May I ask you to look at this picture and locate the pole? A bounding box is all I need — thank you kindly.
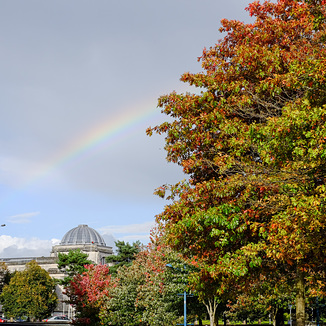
[316,297,320,326]
[288,304,292,326]
[184,290,187,326]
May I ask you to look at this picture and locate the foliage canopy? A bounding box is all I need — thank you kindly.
[57,249,92,286]
[106,240,141,276]
[66,264,115,326]
[147,1,326,325]
[0,261,57,321]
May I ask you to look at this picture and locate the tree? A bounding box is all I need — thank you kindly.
[106,240,141,276]
[126,242,190,326]
[65,236,207,326]
[57,249,92,286]
[0,260,57,321]
[147,1,326,326]
[104,242,187,326]
[227,269,296,326]
[104,263,145,326]
[0,262,11,294]
[188,268,226,326]
[65,264,116,326]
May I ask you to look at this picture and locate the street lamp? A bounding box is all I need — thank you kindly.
[316,297,320,326]
[166,263,192,326]
[288,304,292,326]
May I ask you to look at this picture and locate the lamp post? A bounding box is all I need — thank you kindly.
[181,289,187,326]
[316,297,320,326]
[288,304,292,326]
[166,263,190,326]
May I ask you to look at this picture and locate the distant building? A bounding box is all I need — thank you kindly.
[0,224,113,318]
[51,224,113,265]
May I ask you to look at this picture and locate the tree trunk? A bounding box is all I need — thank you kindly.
[296,271,305,326]
[204,297,218,326]
[272,306,278,326]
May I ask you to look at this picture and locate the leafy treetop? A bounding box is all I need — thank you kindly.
[106,240,142,276]
[57,249,92,286]
[148,1,326,326]
[0,260,57,321]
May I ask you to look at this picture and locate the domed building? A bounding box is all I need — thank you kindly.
[0,225,113,318]
[51,224,113,265]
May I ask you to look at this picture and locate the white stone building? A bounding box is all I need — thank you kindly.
[0,224,113,317]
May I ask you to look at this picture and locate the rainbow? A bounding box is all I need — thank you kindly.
[24,97,161,188]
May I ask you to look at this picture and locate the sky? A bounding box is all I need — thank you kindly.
[0,0,255,258]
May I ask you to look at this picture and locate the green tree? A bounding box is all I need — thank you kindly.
[57,249,92,286]
[0,260,57,321]
[104,242,192,326]
[0,262,11,294]
[188,269,226,326]
[147,1,326,326]
[106,240,141,276]
[227,269,296,326]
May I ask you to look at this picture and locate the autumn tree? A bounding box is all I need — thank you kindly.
[147,1,326,326]
[106,240,141,276]
[57,249,92,286]
[65,264,116,326]
[0,260,57,321]
[69,239,205,326]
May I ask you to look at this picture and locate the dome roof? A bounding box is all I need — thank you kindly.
[60,224,106,246]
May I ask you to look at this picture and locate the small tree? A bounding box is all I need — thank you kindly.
[57,249,92,286]
[0,260,57,321]
[106,240,141,276]
[188,269,225,326]
[66,264,116,326]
